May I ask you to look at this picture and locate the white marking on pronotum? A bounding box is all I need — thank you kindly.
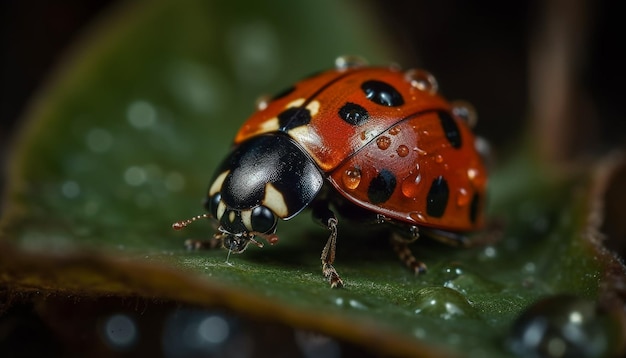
[264,183,288,218]
[209,171,229,196]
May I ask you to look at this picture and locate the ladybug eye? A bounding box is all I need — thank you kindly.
[251,206,277,234]
[206,193,222,219]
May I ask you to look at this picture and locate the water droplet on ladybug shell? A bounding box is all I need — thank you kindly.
[456,188,470,207]
[396,145,409,157]
[409,211,427,223]
[255,95,271,111]
[388,126,401,136]
[451,100,478,128]
[405,69,438,94]
[376,136,391,150]
[401,171,422,198]
[467,168,479,181]
[335,55,368,70]
[342,167,361,190]
[435,154,444,163]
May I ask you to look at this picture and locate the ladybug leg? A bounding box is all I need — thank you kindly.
[312,202,344,288]
[320,218,344,288]
[390,229,427,275]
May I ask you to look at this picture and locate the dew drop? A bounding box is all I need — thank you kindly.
[456,188,470,207]
[376,136,391,150]
[342,167,361,190]
[401,172,422,198]
[405,69,438,94]
[255,95,271,111]
[452,100,478,128]
[396,145,409,157]
[409,211,427,223]
[388,126,401,135]
[435,154,444,163]
[334,55,368,70]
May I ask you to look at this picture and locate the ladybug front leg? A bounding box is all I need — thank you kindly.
[312,202,344,288]
[390,228,427,275]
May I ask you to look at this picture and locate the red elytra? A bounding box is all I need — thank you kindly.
[235,66,486,232]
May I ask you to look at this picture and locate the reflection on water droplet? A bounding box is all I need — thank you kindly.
[508,295,616,358]
[334,55,368,70]
[396,145,409,157]
[61,181,80,198]
[333,296,368,311]
[102,314,137,350]
[402,172,422,198]
[467,168,478,181]
[127,100,157,129]
[435,154,444,163]
[413,287,476,320]
[124,166,147,186]
[456,188,470,207]
[86,128,113,153]
[405,69,438,94]
[342,167,361,190]
[376,136,391,150]
[165,172,185,192]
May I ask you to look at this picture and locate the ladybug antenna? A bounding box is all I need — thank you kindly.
[172,214,211,231]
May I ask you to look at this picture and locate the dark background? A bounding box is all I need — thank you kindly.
[1,0,624,175]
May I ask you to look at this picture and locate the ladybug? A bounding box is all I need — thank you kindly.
[173,56,488,288]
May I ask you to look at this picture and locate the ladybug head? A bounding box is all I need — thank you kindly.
[208,192,278,253]
[171,199,279,254]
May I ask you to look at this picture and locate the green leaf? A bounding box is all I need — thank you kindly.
[1,0,623,357]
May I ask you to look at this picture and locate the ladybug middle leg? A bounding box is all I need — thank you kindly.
[312,201,344,288]
[390,227,427,275]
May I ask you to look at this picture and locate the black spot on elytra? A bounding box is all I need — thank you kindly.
[368,169,397,204]
[361,80,404,107]
[271,85,295,100]
[438,111,462,149]
[338,102,369,126]
[278,107,312,131]
[426,176,449,217]
[469,192,480,224]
